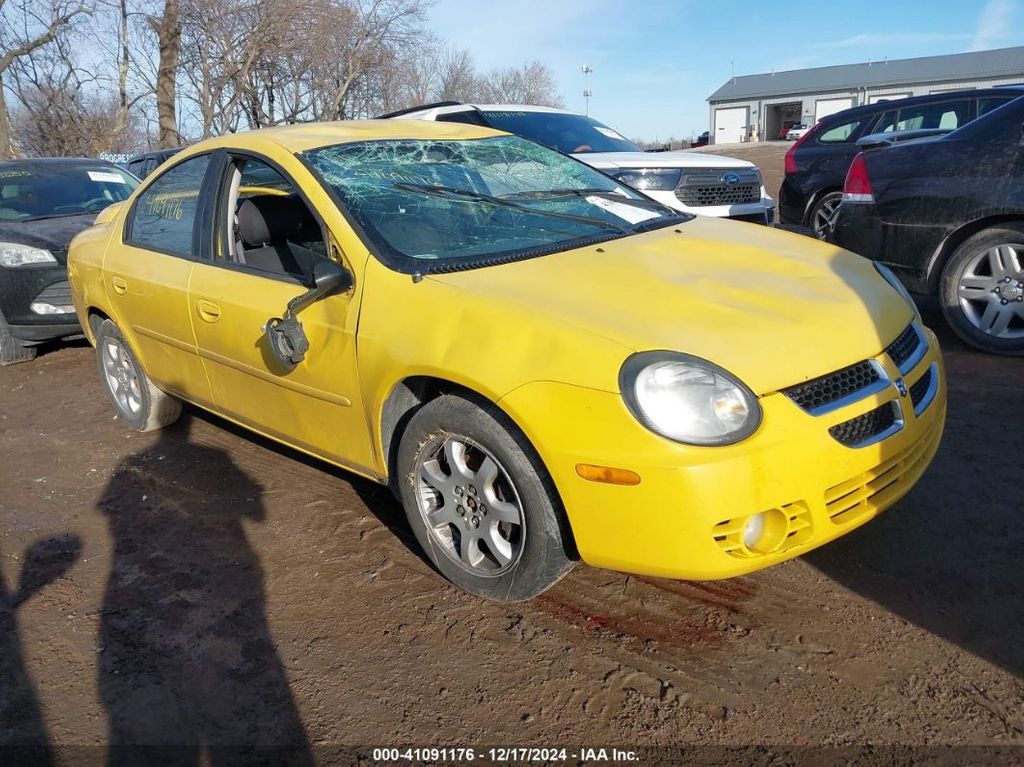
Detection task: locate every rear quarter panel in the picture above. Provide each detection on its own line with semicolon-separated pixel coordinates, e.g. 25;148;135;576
67;203;125;343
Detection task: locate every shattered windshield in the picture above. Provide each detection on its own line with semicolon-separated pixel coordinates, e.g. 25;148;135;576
302;135;686;272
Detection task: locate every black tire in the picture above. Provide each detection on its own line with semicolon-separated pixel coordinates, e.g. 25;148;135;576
396;394;574;602
939;226;1024;356
0;309;37;366
94;319;182;431
808;191;843;241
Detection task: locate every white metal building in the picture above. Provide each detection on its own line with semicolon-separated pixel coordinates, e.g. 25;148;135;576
707;46;1024;144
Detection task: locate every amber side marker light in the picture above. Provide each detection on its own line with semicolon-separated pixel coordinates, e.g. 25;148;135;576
575;464;641;486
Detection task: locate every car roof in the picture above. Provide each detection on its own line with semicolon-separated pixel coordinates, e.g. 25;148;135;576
175;119;505;156
819;86;1024;126
381;102;580;119
0;157;114;168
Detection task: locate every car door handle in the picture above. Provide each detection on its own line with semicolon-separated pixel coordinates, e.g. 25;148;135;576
111;276;128;295
196;300;221;323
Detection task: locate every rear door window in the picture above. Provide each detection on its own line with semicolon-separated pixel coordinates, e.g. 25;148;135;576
127;154;211;257
817;119;862;143
978;96;1015;117
892;100;970;131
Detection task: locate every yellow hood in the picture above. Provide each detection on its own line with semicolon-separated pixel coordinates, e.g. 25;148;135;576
429;216;913;395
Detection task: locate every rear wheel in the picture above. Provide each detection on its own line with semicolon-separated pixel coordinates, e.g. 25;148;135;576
939;227;1024;356
397;394;573;602
0;310;37;366
95;319;182;430
808;191;843;240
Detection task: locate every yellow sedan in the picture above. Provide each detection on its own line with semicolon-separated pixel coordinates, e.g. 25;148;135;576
68;121;946;601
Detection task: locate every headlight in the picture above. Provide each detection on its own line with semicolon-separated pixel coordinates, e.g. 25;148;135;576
619;352;762;445
0;243;56;268
874;262;919;318
607;168;682;191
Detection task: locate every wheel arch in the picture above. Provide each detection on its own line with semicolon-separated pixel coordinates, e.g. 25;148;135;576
925;214;1024;294
803;185;843;227
85;307;111;345
378;374;579;560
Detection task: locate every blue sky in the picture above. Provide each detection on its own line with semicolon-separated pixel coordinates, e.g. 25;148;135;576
427;0;1024;141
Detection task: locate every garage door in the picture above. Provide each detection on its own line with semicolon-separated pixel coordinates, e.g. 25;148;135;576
714;107;747;144
815;97;855;121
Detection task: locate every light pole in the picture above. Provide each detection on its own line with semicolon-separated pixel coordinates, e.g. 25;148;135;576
581;64;593;116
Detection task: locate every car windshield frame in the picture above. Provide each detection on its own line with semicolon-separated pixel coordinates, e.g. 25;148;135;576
301;135;689;275
0;163;138;222
477;111;645;155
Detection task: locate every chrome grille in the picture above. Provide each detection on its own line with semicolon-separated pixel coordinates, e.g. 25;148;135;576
828;402;900;447
782;360;885;415
886;323;925;373
674;168;761;208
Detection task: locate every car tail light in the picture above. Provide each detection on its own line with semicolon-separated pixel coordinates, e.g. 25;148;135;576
783;129;813;174
842;153;874;203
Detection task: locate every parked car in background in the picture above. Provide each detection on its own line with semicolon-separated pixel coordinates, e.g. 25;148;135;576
778;121;799;140
780;87;1024;239
68;120;943;600
0;159;138;364
785;124;811;141
382;102;775;224
124;148;182;180
832;96;1024;356
690;131;710;148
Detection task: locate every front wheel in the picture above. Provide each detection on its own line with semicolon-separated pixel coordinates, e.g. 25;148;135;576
95;319;182;431
396;394;573;601
0;310;36;366
939;227;1024;356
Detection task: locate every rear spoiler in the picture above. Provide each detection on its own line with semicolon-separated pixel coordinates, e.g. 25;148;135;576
857;128;951;150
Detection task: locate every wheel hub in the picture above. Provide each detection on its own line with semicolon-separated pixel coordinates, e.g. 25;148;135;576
994;277;1023;303
414;436;525;576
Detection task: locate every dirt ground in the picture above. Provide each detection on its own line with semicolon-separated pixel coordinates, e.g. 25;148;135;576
2;144;1023;762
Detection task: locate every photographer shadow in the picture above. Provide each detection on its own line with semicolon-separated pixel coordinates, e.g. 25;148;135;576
96;419;312;765
1;533;82;765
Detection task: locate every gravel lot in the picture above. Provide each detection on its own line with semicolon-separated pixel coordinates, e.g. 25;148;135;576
1;143;1022;760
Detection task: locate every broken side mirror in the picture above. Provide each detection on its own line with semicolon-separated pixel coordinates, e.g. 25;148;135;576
266;260;353;372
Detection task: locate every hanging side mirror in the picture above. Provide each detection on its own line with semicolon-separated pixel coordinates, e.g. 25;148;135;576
266;260;352;372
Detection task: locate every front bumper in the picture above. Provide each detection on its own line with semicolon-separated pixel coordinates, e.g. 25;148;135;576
0;263;80;343
645;188;775;225
499;325;946;580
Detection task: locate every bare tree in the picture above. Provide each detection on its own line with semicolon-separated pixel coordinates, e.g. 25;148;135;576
480;61;562;107
434;44;477;102
146;0;181;147
0;0;92;157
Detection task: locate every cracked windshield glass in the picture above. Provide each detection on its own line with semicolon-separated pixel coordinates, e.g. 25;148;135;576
303;135;684;270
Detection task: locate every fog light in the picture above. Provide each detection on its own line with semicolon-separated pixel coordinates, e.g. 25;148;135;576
30;302;74;315
742;513;766;548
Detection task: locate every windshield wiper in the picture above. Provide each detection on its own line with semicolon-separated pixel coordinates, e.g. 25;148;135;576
501;187;617;200
20;212;90;222
391;182;629;234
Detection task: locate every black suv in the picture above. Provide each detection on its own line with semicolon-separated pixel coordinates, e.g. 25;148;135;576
123;148;181;180
779;87;1024;238
0;159;138;364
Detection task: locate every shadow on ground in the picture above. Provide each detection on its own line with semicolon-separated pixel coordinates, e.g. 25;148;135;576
95;419;313;765
1;533;82;765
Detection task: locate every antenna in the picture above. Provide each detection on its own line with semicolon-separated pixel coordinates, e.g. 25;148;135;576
582;64;593;116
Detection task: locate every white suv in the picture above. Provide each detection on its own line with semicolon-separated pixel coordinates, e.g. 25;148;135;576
382;103;775;224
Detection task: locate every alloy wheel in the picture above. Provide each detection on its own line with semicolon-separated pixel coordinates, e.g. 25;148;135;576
811;192;843;240
414;434;525;576
957;243;1024;338
101;337;144;416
